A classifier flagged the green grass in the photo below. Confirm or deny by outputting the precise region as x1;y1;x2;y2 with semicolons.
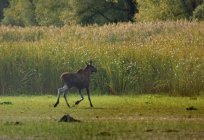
0;95;204;140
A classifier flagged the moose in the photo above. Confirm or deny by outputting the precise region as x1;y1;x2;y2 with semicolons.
54;61;97;108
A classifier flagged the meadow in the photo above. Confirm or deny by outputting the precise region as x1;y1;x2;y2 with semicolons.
0;21;204;139
0;21;204;95
0;95;204;140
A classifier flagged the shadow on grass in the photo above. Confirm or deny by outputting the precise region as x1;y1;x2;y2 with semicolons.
80;107;118;110
0;101;13;105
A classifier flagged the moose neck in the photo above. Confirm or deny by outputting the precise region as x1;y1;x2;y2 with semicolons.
83;68;92;77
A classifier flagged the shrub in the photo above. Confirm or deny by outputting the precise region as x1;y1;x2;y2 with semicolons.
193;4;204;21
2;0;36;26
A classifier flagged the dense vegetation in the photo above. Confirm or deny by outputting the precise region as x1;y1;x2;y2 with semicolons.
137;0;204;21
0;0;204;26
0;21;203;95
0;0;138;26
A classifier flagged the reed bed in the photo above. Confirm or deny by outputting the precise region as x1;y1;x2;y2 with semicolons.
0;21;203;95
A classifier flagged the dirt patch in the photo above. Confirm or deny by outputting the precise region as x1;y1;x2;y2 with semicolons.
96;131;111;136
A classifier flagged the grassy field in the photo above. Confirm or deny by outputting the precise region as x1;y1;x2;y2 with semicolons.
0;95;204;140
0;21;204;139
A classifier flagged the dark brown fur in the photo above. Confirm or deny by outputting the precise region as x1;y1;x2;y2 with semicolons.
54;61;97;108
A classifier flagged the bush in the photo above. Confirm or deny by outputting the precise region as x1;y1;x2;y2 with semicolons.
34;0;71;26
2;0;36;26
137;0;204;21
71;0;138;25
137;0;187;21
193;4;204;21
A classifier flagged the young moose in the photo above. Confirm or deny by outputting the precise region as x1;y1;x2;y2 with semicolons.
54;61;97;108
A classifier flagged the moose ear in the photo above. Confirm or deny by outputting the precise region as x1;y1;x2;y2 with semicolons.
86;60;93;65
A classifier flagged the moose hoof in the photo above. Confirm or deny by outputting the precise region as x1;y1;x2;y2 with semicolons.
54;102;59;108
67;104;71;108
75;101;80;105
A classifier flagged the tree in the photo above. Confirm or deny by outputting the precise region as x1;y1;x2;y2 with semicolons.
137;0;187;21
0;0;9;22
71;0;138;25
193;3;204;20
137;0;204;21
34;0;71;26
2;0;36;26
180;0;204;19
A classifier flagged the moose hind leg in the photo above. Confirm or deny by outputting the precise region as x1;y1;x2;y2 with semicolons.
54;85;68;107
75;89;84;105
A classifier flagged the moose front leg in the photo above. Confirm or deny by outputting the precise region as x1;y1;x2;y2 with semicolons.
86;88;93;107
75;89;84;105
64;91;70;108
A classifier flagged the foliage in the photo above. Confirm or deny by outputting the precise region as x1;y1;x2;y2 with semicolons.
71;0;138;25
0;0;9;21
181;0;204;18
193;3;204;21
1;0;204;26
0;21;204;95
2;0;36;26
1;0;73;27
137;0;204;21
1;0;138;26
34;0;71;26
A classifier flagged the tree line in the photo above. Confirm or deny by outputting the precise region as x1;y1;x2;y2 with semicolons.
0;0;204;27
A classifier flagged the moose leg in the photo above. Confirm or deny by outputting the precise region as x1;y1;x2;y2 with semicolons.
54;85;68;107
86;88;93;107
63;90;70;108
75;89;84;105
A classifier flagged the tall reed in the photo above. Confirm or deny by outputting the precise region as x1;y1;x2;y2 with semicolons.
0;21;203;95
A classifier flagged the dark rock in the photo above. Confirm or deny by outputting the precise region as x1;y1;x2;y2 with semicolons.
59;114;80;122
145;129;153;132
186;106;198;111
14;121;22;125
